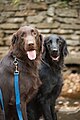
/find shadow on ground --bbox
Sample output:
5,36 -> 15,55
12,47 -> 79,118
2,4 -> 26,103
57,97 -> 80,120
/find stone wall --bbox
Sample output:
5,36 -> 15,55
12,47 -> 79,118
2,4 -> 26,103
0,0 -> 80,64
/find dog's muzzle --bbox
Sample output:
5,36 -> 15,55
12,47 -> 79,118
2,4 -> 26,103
51,49 -> 59,61
26,42 -> 36,61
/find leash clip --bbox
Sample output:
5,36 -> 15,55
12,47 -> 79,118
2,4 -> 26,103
13,57 -> 19,73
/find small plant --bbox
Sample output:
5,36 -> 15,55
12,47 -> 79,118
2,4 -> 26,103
12,0 -> 20,5
61,0 -> 72,3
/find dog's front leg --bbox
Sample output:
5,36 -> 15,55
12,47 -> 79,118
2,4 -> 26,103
50,94 -> 58,120
0,108 -> 5,120
40,99 -> 53,120
50,105 -> 57,120
21,101 -> 28,120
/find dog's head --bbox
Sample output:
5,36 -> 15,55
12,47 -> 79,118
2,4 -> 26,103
11,26 -> 43,60
44,34 -> 68,62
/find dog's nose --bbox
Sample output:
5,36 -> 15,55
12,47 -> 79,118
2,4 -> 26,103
27,36 -> 35,46
53,49 -> 58,53
28,43 -> 34,47
27,39 -> 34,46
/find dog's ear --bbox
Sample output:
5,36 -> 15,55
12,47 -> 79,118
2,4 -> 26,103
59,36 -> 68,57
42,37 -> 48,59
39,34 -> 44,53
11,33 -> 18,46
63,40 -> 68,57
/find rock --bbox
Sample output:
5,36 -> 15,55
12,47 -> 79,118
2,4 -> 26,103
47,6 -> 55,16
71,34 -> 80,40
57,17 -> 78,24
0,23 -> 19,30
45,0 -> 58,4
38,29 -> 50,33
60,24 -> 80,30
0,47 -> 9,59
73,102 -> 79,106
0,38 -> 4,45
1,11 -> 14,18
55,8 -> 78,17
36,22 -> 60,29
0,31 -> 4,38
65,53 -> 80,64
28,3 -> 47,10
0,17 -> 6,23
7,17 -> 24,23
15,10 -> 36,17
75,31 -> 80,35
51,29 -> 59,34
66,40 -> 80,46
58,29 -> 74,34
0,4 -> 4,11
4,30 -> 16,34
46,17 -> 53,23
3,35 -> 12,46
27,12 -> 46,23
4,4 -> 18,11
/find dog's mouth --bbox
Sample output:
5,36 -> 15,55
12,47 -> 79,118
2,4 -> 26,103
27,50 -> 36,60
51,56 -> 59,61
51,54 -> 59,61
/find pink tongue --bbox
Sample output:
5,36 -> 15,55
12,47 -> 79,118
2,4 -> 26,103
27,50 -> 36,60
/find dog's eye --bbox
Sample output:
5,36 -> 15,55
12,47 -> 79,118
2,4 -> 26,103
49,40 -> 52,44
56,38 -> 60,43
59,41 -> 62,46
21,32 -> 26,37
47,43 -> 50,48
31,29 -> 37,36
33,32 -> 37,36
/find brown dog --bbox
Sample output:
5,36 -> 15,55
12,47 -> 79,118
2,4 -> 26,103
0,26 -> 43,120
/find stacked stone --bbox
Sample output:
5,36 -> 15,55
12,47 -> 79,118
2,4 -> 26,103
0,0 -> 80,63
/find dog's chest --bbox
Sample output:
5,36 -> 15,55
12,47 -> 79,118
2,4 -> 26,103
10,71 -> 38,104
39,65 -> 61,95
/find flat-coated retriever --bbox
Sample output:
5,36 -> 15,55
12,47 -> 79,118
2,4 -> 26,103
0,26 -> 43,120
27,34 -> 68,120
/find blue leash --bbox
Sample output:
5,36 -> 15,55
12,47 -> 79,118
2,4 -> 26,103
0,89 -> 5,112
14,58 -> 23,120
0,89 -> 5,120
0,57 -> 23,120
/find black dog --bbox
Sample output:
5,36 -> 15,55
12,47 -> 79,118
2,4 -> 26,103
27,34 -> 68,120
